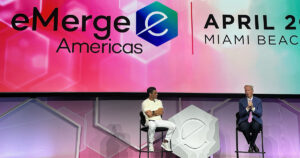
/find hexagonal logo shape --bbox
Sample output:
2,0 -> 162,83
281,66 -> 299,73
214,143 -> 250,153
169,105 -> 220,158
136,1 -> 178,46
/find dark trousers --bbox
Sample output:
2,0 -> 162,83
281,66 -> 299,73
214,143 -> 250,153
239,120 -> 261,146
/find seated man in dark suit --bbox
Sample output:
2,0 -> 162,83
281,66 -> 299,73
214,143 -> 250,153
238,85 -> 263,152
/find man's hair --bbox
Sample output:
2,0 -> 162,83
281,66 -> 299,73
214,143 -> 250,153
244,85 -> 254,90
147,87 -> 156,95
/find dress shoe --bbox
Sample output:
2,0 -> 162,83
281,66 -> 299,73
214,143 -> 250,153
252,144 -> 260,152
148,143 -> 154,152
248,145 -> 254,152
161,142 -> 172,151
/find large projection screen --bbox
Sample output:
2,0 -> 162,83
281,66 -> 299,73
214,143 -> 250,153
0,0 -> 300,94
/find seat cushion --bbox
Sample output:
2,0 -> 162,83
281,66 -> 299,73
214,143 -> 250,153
236,125 -> 262,132
141,126 -> 169,132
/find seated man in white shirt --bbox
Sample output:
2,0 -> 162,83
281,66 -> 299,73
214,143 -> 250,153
142,87 -> 176,152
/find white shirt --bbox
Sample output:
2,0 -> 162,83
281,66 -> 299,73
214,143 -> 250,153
246,96 -> 256,112
142,98 -> 163,123
247,96 -> 253,102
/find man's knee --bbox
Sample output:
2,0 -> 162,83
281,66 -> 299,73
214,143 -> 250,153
252,123 -> 261,133
239,122 -> 250,132
148,121 -> 156,130
169,122 -> 176,130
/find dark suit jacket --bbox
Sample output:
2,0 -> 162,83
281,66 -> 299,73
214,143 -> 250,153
238,96 -> 263,125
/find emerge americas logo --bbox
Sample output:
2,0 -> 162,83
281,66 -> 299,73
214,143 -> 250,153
10,1 -> 179,54
136,1 -> 178,46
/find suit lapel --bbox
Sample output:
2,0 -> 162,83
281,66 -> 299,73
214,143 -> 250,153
252,97 -> 257,108
243,97 -> 248,108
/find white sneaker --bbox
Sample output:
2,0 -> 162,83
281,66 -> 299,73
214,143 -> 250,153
148,143 -> 154,152
161,142 -> 171,151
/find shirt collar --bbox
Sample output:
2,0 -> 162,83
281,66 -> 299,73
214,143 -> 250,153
247,96 -> 253,101
148,98 -> 156,102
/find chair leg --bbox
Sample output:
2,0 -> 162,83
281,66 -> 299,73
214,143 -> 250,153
161,132 -> 164,158
236,128 -> 239,158
147,131 -> 149,158
139,128 -> 141,158
261,128 -> 265,158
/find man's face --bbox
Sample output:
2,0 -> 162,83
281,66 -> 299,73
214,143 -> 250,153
150,90 -> 158,99
244,86 -> 253,98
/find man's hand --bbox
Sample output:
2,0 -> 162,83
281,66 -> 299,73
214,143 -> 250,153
246,102 -> 253,111
145,110 -> 153,117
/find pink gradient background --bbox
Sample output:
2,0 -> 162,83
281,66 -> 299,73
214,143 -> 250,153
0,0 -> 223,93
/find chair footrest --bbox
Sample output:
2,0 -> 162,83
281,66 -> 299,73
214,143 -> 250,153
235,151 -> 266,154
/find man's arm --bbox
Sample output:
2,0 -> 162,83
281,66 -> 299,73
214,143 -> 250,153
145,110 -> 153,117
252,100 -> 262,117
239,101 -> 248,117
143,100 -> 164,117
145,108 -> 164,117
154,108 -> 164,116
